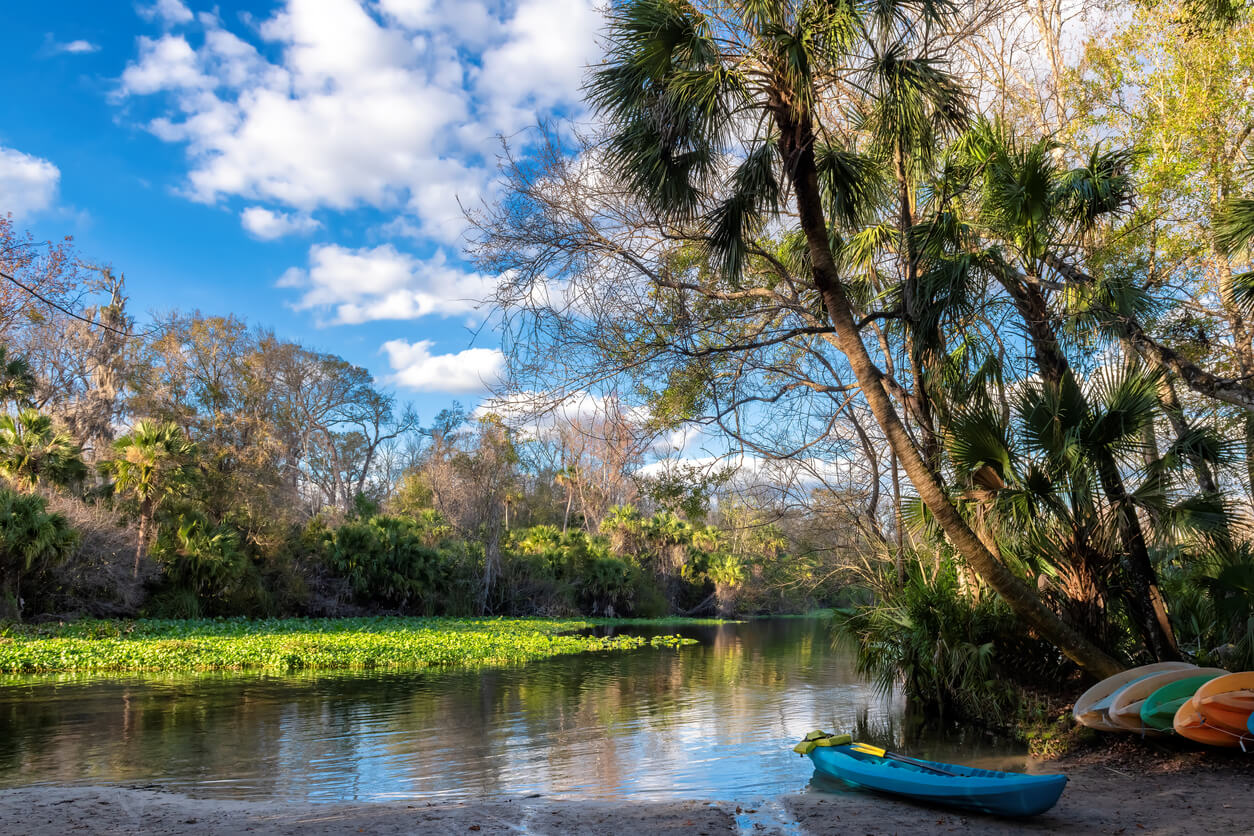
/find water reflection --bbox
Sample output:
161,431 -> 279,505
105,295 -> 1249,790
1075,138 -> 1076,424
0,618 -> 1026,802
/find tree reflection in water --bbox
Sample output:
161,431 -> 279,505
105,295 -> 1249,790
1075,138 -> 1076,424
0,619 -> 1025,801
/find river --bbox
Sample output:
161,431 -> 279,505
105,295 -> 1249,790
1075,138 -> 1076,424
0,617 -> 1025,803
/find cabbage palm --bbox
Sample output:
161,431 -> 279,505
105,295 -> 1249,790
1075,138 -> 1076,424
102,420 -> 198,577
0,487 -> 78,621
945,365 -> 1230,656
591,0 -> 1121,674
956,128 -> 1190,658
0,346 -> 35,409
0,409 -> 87,491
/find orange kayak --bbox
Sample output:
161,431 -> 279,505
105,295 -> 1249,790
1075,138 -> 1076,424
1173,699 -> 1248,748
1193,672 -> 1254,736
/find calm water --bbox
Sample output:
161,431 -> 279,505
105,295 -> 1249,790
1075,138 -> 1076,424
0,618 -> 1025,803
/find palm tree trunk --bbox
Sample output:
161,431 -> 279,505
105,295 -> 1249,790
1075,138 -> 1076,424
134,505 -> 151,579
1094,458 -> 1180,659
776,108 -> 1123,678
0,568 -> 20,621
1003,277 -> 1179,659
1156,376 -> 1218,495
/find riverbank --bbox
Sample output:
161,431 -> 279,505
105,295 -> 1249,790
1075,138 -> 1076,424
2,750 -> 1249,835
0,616 -> 700,674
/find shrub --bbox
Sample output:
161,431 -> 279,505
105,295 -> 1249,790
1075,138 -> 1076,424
325,514 -> 454,614
1163,544 -> 1254,671
834,553 -> 1069,726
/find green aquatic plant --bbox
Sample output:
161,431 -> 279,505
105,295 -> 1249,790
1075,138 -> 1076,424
0,616 -> 699,674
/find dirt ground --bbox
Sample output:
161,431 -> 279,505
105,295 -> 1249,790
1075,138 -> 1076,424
1,743 -> 1250,835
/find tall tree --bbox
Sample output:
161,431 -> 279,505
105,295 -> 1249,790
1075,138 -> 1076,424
581,0 -> 1121,674
103,420 -> 198,577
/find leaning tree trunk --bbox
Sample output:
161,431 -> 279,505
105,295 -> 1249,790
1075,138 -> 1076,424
774,106 -> 1123,678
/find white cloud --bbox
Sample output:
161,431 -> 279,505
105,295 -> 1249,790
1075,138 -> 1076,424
281,243 -> 494,324
478,0 -> 603,133
382,339 -> 504,393
119,35 -> 214,95
240,206 -> 319,239
636,454 -> 854,491
477,390 -> 651,440
117,0 -> 603,247
140,0 -> 195,26
52,39 -> 100,54
0,147 -> 60,218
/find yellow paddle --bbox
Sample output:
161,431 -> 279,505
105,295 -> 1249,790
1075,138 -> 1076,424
847,742 -> 960,777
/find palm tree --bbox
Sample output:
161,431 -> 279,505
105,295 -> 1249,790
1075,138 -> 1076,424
0,409 -> 87,491
0,487 -> 79,621
0,346 -> 35,409
922,125 -> 1184,659
590,0 -> 1121,674
102,420 -> 198,577
945,364 -> 1230,657
601,504 -> 644,559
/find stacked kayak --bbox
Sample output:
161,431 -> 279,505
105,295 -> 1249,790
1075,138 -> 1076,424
792,731 -> 1066,817
1073,662 -> 1196,731
1140,672 -> 1227,732
1072,664 -> 1254,748
1176,673 -> 1254,748
1108,667 -> 1228,733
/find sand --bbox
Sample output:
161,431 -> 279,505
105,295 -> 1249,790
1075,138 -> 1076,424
1,746 -> 1250,835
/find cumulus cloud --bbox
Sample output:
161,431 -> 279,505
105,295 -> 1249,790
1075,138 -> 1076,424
140,0 -> 195,26
477,390 -> 654,440
51,39 -> 100,54
0,147 -> 60,218
280,243 -> 494,324
240,206 -> 319,239
381,339 -> 504,393
117,0 -> 603,246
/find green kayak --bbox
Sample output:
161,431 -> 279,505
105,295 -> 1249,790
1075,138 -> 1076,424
1140,673 -> 1226,732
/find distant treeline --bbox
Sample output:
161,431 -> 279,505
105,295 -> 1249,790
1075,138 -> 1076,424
0,217 -> 855,621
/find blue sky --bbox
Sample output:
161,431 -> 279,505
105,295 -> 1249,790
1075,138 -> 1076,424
0,0 -> 602,420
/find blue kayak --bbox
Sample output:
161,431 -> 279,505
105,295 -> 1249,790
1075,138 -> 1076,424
807,743 -> 1067,817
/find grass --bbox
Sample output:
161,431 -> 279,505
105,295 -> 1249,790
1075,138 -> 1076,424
0,616 -> 699,674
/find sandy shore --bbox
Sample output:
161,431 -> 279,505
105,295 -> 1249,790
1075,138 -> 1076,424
2,747 -> 1250,835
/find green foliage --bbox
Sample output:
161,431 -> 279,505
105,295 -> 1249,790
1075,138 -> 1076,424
0,409 -> 87,491
0,346 -> 35,409
1163,544 -> 1254,670
103,420 -> 199,506
325,514 -> 461,614
148,508 -> 250,615
0,488 -> 79,621
834,555 -> 1068,725
0,616 -> 698,673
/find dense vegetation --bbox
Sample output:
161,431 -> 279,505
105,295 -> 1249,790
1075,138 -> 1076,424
0,237 -> 844,624
3,0 -> 1254,729
0,616 -> 696,674
467,0 -> 1254,720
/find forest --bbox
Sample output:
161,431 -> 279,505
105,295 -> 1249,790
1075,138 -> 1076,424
0,215 -> 849,627
1,0 -> 1254,726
